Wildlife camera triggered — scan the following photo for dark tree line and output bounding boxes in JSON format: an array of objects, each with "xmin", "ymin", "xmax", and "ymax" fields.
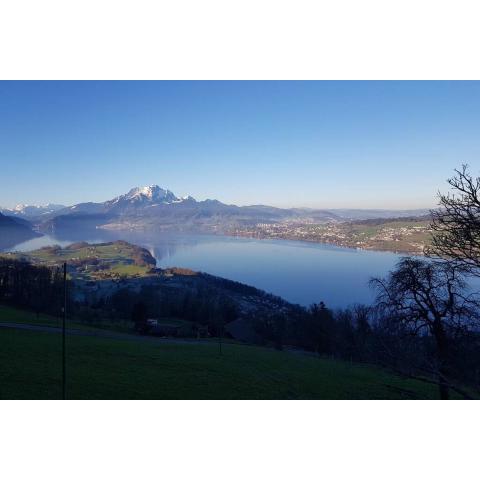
[
  {"xmin": 249, "ymin": 166, "xmax": 480, "ymax": 399},
  {"xmin": 104, "ymin": 284, "xmax": 239, "ymax": 336},
  {"xmin": 249, "ymin": 295, "xmax": 480, "ymax": 398},
  {"xmin": 365, "ymin": 165, "xmax": 480, "ymax": 398},
  {"xmin": 370, "ymin": 258, "xmax": 479, "ymax": 399},
  {"xmin": 0, "ymin": 258, "xmax": 69, "ymax": 317}
]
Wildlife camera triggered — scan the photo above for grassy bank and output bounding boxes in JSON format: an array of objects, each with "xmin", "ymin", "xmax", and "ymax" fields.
[
  {"xmin": 0, "ymin": 304, "xmax": 134, "ymax": 333},
  {"xmin": 0, "ymin": 307, "xmax": 446, "ymax": 399}
]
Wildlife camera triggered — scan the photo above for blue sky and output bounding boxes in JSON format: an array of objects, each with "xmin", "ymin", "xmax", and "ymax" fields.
[{"xmin": 1, "ymin": 81, "xmax": 479, "ymax": 209}]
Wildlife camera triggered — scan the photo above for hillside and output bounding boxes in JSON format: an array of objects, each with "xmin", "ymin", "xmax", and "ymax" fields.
[
  {"xmin": 0, "ymin": 203, "xmax": 65, "ymax": 220},
  {"xmin": 0, "ymin": 306, "xmax": 447, "ymax": 399},
  {"xmin": 36, "ymin": 184, "xmax": 429, "ymax": 234},
  {"xmin": 0, "ymin": 240, "xmax": 298, "ymax": 322},
  {"xmin": 227, "ymin": 216, "xmax": 432, "ymax": 254},
  {"xmin": 0, "ymin": 213, "xmax": 40, "ymax": 250},
  {"xmin": 0, "ymin": 240, "xmax": 157, "ymax": 279}
]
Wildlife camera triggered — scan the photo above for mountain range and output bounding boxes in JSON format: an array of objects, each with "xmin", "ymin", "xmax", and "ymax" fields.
[
  {"xmin": 1, "ymin": 185, "xmax": 431, "ymax": 235},
  {"xmin": 0, "ymin": 212, "xmax": 41, "ymax": 250},
  {"xmin": 0, "ymin": 203, "xmax": 65, "ymax": 219},
  {"xmin": 35, "ymin": 185, "xmax": 348, "ymax": 233}
]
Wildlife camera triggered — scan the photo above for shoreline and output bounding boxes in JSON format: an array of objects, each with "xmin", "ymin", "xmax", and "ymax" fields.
[
  {"xmin": 4, "ymin": 228, "xmax": 427, "ymax": 257},
  {"xmin": 221, "ymin": 231, "xmax": 426, "ymax": 257}
]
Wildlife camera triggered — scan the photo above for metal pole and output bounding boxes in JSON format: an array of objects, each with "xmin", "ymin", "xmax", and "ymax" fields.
[
  {"xmin": 219, "ymin": 321, "xmax": 223, "ymax": 356},
  {"xmin": 63, "ymin": 262, "xmax": 67, "ymax": 400}
]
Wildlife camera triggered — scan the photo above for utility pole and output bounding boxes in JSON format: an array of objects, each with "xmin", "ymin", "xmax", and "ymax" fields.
[
  {"xmin": 62, "ymin": 262, "xmax": 67, "ymax": 400},
  {"xmin": 218, "ymin": 320, "xmax": 223, "ymax": 356}
]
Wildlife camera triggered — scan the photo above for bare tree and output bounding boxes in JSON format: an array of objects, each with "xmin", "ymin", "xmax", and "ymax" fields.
[
  {"xmin": 426, "ymin": 165, "xmax": 480, "ymax": 275},
  {"xmin": 370, "ymin": 257, "xmax": 479, "ymax": 399}
]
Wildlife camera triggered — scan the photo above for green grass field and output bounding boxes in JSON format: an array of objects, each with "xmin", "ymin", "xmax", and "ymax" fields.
[
  {"xmin": 0, "ymin": 304, "xmax": 118, "ymax": 330},
  {"xmin": 0, "ymin": 304, "xmax": 60, "ymax": 327},
  {"xmin": 0, "ymin": 304, "xmax": 141, "ymax": 337},
  {"xmin": 108, "ymin": 263, "xmax": 149, "ymax": 276},
  {"xmin": 0, "ymin": 241, "xmax": 153, "ymax": 279},
  {"xmin": 6, "ymin": 241, "xmax": 140, "ymax": 263},
  {"xmin": 0, "ymin": 306, "xmax": 447, "ymax": 400}
]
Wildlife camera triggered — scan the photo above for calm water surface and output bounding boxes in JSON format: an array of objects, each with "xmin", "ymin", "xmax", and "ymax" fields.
[{"xmin": 5, "ymin": 229, "xmax": 408, "ymax": 308}]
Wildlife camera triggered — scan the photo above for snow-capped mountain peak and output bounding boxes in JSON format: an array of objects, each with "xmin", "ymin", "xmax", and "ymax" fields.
[
  {"xmin": 53, "ymin": 185, "xmax": 197, "ymax": 217},
  {"xmin": 105, "ymin": 185, "xmax": 196, "ymax": 208},
  {"xmin": 124, "ymin": 185, "xmax": 177, "ymax": 202},
  {"xmin": 14, "ymin": 203, "xmax": 29, "ymax": 211},
  {"xmin": 0, "ymin": 203, "xmax": 66, "ymax": 218}
]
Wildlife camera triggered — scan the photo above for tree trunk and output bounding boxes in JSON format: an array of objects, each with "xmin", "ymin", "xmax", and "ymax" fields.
[
  {"xmin": 438, "ymin": 370, "xmax": 450, "ymax": 400},
  {"xmin": 433, "ymin": 321, "xmax": 450, "ymax": 400}
]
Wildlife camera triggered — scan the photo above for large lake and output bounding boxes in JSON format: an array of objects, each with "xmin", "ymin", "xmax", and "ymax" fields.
[{"xmin": 3, "ymin": 229, "xmax": 410, "ymax": 308}]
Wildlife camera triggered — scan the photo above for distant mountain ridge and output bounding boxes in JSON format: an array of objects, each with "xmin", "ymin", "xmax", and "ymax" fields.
[
  {"xmin": 0, "ymin": 203, "xmax": 65, "ymax": 219},
  {"xmin": 38, "ymin": 185, "xmax": 344, "ymax": 232},
  {"xmin": 327, "ymin": 208, "xmax": 431, "ymax": 220},
  {"xmin": 56, "ymin": 185, "xmax": 189, "ymax": 217},
  {"xmin": 0, "ymin": 213, "xmax": 41, "ymax": 250},
  {"xmin": 4, "ymin": 184, "xmax": 430, "ymax": 234}
]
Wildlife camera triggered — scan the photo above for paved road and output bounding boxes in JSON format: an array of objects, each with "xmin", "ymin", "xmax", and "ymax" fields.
[
  {"xmin": 0, "ymin": 321, "xmax": 318, "ymax": 358},
  {"xmin": 0, "ymin": 321, "xmax": 219, "ymax": 346}
]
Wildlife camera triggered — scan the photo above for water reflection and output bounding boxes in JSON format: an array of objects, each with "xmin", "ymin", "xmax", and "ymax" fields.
[
  {"xmin": 3, "ymin": 227, "xmax": 410, "ymax": 307},
  {"xmin": 7, "ymin": 228, "xmax": 197, "ymax": 262}
]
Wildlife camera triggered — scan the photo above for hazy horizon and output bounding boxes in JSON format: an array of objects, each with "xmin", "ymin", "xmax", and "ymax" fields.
[
  {"xmin": 0, "ymin": 182, "xmax": 439, "ymax": 213},
  {"xmin": 1, "ymin": 81, "xmax": 479, "ymax": 209},
  {"xmin": 0, "ymin": 181, "xmax": 434, "ymax": 212}
]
